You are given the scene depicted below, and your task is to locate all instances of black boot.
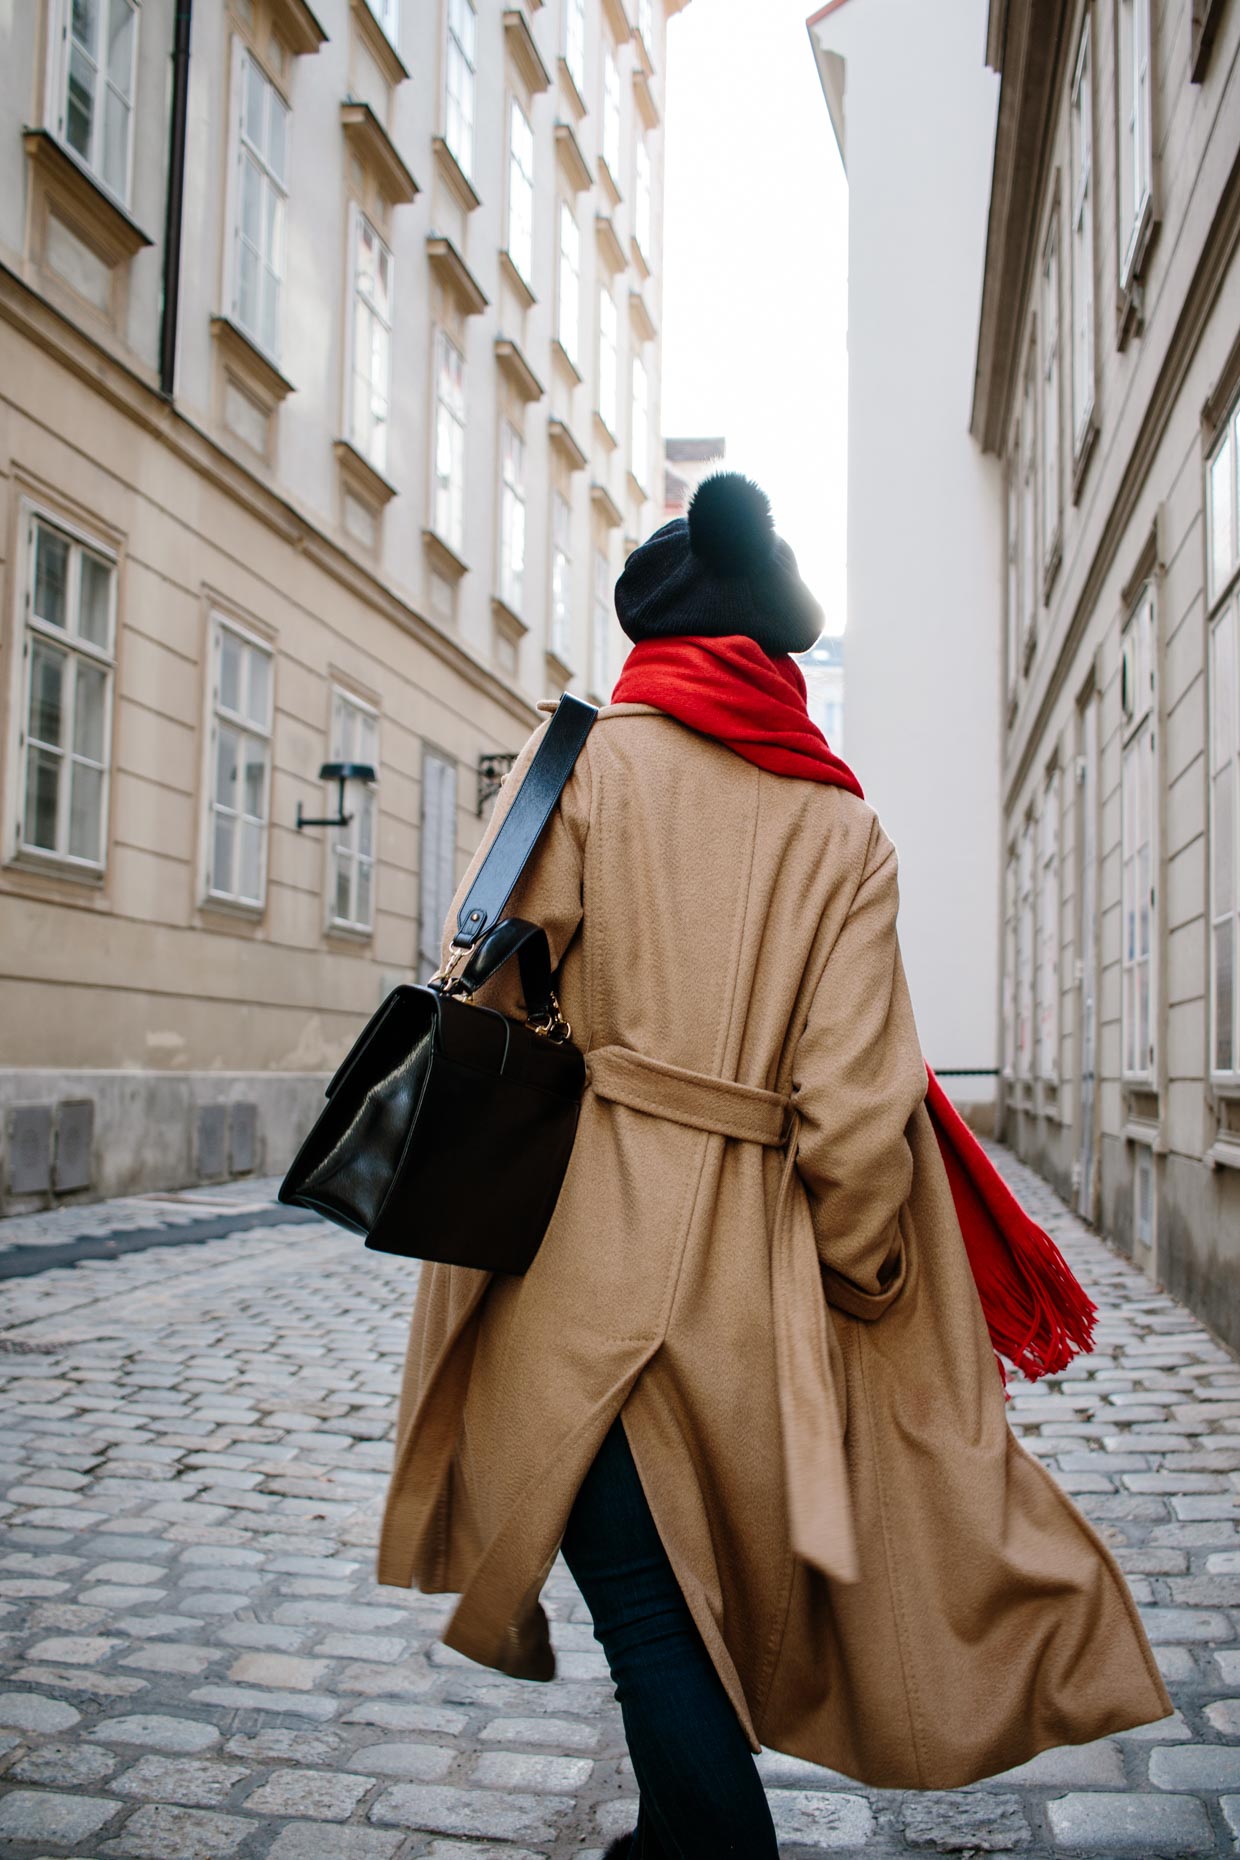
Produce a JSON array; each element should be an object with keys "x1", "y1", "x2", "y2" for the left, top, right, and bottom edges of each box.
[{"x1": 602, "y1": 1838, "x2": 637, "y2": 1860}]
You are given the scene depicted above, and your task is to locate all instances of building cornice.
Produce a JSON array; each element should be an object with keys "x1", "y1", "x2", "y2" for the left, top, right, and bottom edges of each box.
[
  {"x1": 970, "y1": 0, "x2": 1070, "y2": 453},
  {"x1": 0, "y1": 260, "x2": 538, "y2": 733}
]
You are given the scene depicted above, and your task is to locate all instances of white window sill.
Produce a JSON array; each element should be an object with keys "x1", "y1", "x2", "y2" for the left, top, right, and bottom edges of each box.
[{"x1": 6, "y1": 847, "x2": 105, "y2": 887}]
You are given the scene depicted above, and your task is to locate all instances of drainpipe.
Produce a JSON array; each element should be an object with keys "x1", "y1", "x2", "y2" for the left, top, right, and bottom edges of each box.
[{"x1": 159, "y1": 0, "x2": 193, "y2": 399}]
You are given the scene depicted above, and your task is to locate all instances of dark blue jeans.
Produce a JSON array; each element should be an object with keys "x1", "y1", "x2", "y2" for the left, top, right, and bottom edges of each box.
[{"x1": 560, "y1": 1414, "x2": 779, "y2": 1860}]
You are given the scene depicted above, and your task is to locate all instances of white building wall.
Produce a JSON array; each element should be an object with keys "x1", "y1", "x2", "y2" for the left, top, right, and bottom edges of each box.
[{"x1": 810, "y1": 0, "x2": 1002, "y2": 1113}]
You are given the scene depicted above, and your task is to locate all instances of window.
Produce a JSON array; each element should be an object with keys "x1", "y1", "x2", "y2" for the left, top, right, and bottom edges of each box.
[
  {"x1": 16, "y1": 512, "x2": 115, "y2": 870},
  {"x1": 445, "y1": 0, "x2": 477, "y2": 180},
  {"x1": 557, "y1": 201, "x2": 580, "y2": 365},
  {"x1": 207, "y1": 619, "x2": 272, "y2": 907},
  {"x1": 1003, "y1": 851, "x2": 1018, "y2": 1078},
  {"x1": 638, "y1": 0, "x2": 654, "y2": 54},
  {"x1": 419, "y1": 750, "x2": 458, "y2": 976},
  {"x1": 365, "y1": 0, "x2": 398, "y2": 40},
  {"x1": 598, "y1": 283, "x2": 618, "y2": 433},
  {"x1": 432, "y1": 329, "x2": 466, "y2": 555},
  {"x1": 1070, "y1": 20, "x2": 1095, "y2": 452},
  {"x1": 1005, "y1": 443, "x2": 1020, "y2": 700},
  {"x1": 1208, "y1": 405, "x2": 1240, "y2": 1078},
  {"x1": 564, "y1": 0, "x2": 586, "y2": 94},
  {"x1": 1038, "y1": 771, "x2": 1061, "y2": 1081},
  {"x1": 634, "y1": 138, "x2": 652, "y2": 262},
  {"x1": 592, "y1": 548, "x2": 612, "y2": 694},
  {"x1": 1120, "y1": 590, "x2": 1156, "y2": 1080},
  {"x1": 602, "y1": 42, "x2": 621, "y2": 182},
  {"x1": 347, "y1": 210, "x2": 392, "y2": 473},
  {"x1": 1016, "y1": 817, "x2": 1035, "y2": 1078},
  {"x1": 631, "y1": 354, "x2": 649, "y2": 489},
  {"x1": 52, "y1": 0, "x2": 138, "y2": 205},
  {"x1": 507, "y1": 98, "x2": 534, "y2": 286},
  {"x1": 1020, "y1": 346, "x2": 1038, "y2": 645},
  {"x1": 551, "y1": 493, "x2": 571, "y2": 663},
  {"x1": 329, "y1": 691, "x2": 378, "y2": 933},
  {"x1": 1041, "y1": 213, "x2": 1061, "y2": 570},
  {"x1": 1117, "y1": 0, "x2": 1152, "y2": 287},
  {"x1": 499, "y1": 423, "x2": 526, "y2": 613},
  {"x1": 231, "y1": 48, "x2": 288, "y2": 362}
]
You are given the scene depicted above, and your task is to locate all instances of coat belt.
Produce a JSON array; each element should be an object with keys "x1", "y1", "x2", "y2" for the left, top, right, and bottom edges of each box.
[{"x1": 583, "y1": 1044, "x2": 861, "y2": 1585}]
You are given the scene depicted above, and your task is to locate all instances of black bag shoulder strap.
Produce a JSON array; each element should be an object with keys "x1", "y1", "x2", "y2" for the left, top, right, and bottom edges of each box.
[{"x1": 452, "y1": 693, "x2": 597, "y2": 951}]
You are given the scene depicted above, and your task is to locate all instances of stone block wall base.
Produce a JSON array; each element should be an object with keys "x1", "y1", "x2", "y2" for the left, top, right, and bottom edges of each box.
[{"x1": 0, "y1": 1069, "x2": 328, "y2": 1216}]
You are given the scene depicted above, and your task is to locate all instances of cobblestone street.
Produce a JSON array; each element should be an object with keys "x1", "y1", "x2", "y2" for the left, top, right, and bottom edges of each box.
[{"x1": 0, "y1": 1146, "x2": 1238, "y2": 1859}]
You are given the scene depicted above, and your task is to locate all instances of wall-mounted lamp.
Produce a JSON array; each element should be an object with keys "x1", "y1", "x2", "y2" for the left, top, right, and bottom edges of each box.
[
  {"x1": 296, "y1": 761, "x2": 377, "y2": 832},
  {"x1": 477, "y1": 751, "x2": 517, "y2": 816}
]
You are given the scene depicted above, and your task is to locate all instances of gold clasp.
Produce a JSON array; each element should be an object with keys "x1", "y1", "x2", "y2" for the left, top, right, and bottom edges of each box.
[
  {"x1": 429, "y1": 942, "x2": 471, "y2": 995},
  {"x1": 527, "y1": 986, "x2": 572, "y2": 1044}
]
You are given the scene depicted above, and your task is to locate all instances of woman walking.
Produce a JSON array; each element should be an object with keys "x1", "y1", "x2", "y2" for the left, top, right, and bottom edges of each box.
[{"x1": 377, "y1": 475, "x2": 1171, "y2": 1857}]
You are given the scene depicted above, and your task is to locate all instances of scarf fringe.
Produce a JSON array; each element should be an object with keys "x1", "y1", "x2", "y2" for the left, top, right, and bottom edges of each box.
[{"x1": 924, "y1": 1066, "x2": 1097, "y2": 1395}]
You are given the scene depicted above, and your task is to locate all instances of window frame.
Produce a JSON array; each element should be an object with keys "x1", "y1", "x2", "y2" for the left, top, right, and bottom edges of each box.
[
  {"x1": 1038, "y1": 766, "x2": 1061, "y2": 1083},
  {"x1": 1041, "y1": 206, "x2": 1062, "y2": 579},
  {"x1": 1005, "y1": 438, "x2": 1021, "y2": 704},
  {"x1": 365, "y1": 0, "x2": 399, "y2": 43},
  {"x1": 344, "y1": 203, "x2": 393, "y2": 474},
  {"x1": 204, "y1": 613, "x2": 274, "y2": 912},
  {"x1": 444, "y1": 0, "x2": 478, "y2": 182},
  {"x1": 1016, "y1": 814, "x2": 1035, "y2": 1080},
  {"x1": 1069, "y1": 14, "x2": 1096, "y2": 460},
  {"x1": 1020, "y1": 338, "x2": 1038, "y2": 661},
  {"x1": 1119, "y1": 586, "x2": 1157, "y2": 1083},
  {"x1": 550, "y1": 492, "x2": 572, "y2": 664},
  {"x1": 1002, "y1": 849, "x2": 1018, "y2": 1080},
  {"x1": 557, "y1": 200, "x2": 581, "y2": 365},
  {"x1": 631, "y1": 351, "x2": 649, "y2": 491},
  {"x1": 1207, "y1": 400, "x2": 1240, "y2": 1084},
  {"x1": 10, "y1": 504, "x2": 118, "y2": 877},
  {"x1": 506, "y1": 94, "x2": 535, "y2": 288},
  {"x1": 499, "y1": 421, "x2": 526, "y2": 615},
  {"x1": 634, "y1": 137, "x2": 652, "y2": 264},
  {"x1": 431, "y1": 326, "x2": 466, "y2": 556},
  {"x1": 1116, "y1": 0, "x2": 1154, "y2": 292},
  {"x1": 49, "y1": 0, "x2": 140, "y2": 209},
  {"x1": 598, "y1": 281, "x2": 618, "y2": 435},
  {"x1": 327, "y1": 688, "x2": 379, "y2": 936},
  {"x1": 564, "y1": 0, "x2": 586, "y2": 97},
  {"x1": 602, "y1": 38, "x2": 621, "y2": 184},
  {"x1": 226, "y1": 39, "x2": 289, "y2": 366}
]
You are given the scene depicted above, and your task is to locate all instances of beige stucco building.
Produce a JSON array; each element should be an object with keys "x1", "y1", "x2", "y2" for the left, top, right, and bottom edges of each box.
[
  {"x1": 977, "y1": 0, "x2": 1240, "y2": 1349},
  {"x1": 0, "y1": 0, "x2": 684, "y2": 1210}
]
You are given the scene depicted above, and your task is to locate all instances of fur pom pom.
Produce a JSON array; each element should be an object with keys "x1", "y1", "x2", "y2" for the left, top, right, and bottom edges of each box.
[{"x1": 687, "y1": 472, "x2": 776, "y2": 577}]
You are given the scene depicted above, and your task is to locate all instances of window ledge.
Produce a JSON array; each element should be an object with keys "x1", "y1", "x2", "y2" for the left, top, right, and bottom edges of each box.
[
  {"x1": 551, "y1": 340, "x2": 583, "y2": 389},
  {"x1": 200, "y1": 892, "x2": 266, "y2": 926},
  {"x1": 555, "y1": 121, "x2": 592, "y2": 195},
  {"x1": 1021, "y1": 618, "x2": 1037, "y2": 675},
  {"x1": 1117, "y1": 202, "x2": 1156, "y2": 350},
  {"x1": 595, "y1": 213, "x2": 626, "y2": 276},
  {"x1": 327, "y1": 918, "x2": 374, "y2": 946},
  {"x1": 495, "y1": 336, "x2": 544, "y2": 404},
  {"x1": 597, "y1": 156, "x2": 623, "y2": 210},
  {"x1": 427, "y1": 235, "x2": 488, "y2": 316},
  {"x1": 211, "y1": 315, "x2": 295, "y2": 409},
  {"x1": 499, "y1": 251, "x2": 536, "y2": 312},
  {"x1": 1206, "y1": 1134, "x2": 1240, "y2": 1170},
  {"x1": 629, "y1": 287, "x2": 656, "y2": 344},
  {"x1": 632, "y1": 66, "x2": 659, "y2": 129},
  {"x1": 271, "y1": 0, "x2": 328, "y2": 55},
  {"x1": 492, "y1": 593, "x2": 529, "y2": 639},
  {"x1": 1122, "y1": 1112, "x2": 1165, "y2": 1153},
  {"x1": 431, "y1": 136, "x2": 481, "y2": 214},
  {"x1": 334, "y1": 437, "x2": 398, "y2": 509},
  {"x1": 5, "y1": 846, "x2": 105, "y2": 889},
  {"x1": 22, "y1": 129, "x2": 152, "y2": 265},
  {"x1": 594, "y1": 411, "x2": 618, "y2": 453},
  {"x1": 557, "y1": 57, "x2": 587, "y2": 122},
  {"x1": 1071, "y1": 411, "x2": 1099, "y2": 505},
  {"x1": 627, "y1": 469, "x2": 647, "y2": 503},
  {"x1": 630, "y1": 234, "x2": 651, "y2": 281},
  {"x1": 503, "y1": 9, "x2": 551, "y2": 93},
  {"x1": 423, "y1": 528, "x2": 469, "y2": 582},
  {"x1": 548, "y1": 416, "x2": 587, "y2": 472},
  {"x1": 545, "y1": 646, "x2": 574, "y2": 686},
  {"x1": 349, "y1": 0, "x2": 410, "y2": 85},
  {"x1": 591, "y1": 481, "x2": 623, "y2": 530},
  {"x1": 1042, "y1": 532, "x2": 1062, "y2": 604},
  {"x1": 340, "y1": 102, "x2": 418, "y2": 205}
]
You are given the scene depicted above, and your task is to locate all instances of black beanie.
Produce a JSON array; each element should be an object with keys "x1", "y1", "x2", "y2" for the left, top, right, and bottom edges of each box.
[{"x1": 615, "y1": 472, "x2": 824, "y2": 656}]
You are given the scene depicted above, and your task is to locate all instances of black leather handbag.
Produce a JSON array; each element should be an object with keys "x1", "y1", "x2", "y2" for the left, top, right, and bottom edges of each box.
[{"x1": 277, "y1": 693, "x2": 597, "y2": 1272}]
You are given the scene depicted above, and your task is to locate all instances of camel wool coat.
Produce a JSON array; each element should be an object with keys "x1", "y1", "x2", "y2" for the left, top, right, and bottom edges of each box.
[{"x1": 376, "y1": 701, "x2": 1173, "y2": 1789}]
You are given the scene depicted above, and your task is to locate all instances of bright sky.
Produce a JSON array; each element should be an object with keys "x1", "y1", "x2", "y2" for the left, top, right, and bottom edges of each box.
[{"x1": 661, "y1": 0, "x2": 850, "y2": 638}]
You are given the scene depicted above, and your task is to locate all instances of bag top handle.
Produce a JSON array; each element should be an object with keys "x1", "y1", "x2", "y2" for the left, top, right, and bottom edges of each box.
[{"x1": 451, "y1": 693, "x2": 597, "y2": 951}]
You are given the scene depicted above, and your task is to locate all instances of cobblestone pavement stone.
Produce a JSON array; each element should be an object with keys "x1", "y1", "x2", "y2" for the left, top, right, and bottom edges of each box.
[{"x1": 0, "y1": 1144, "x2": 1237, "y2": 1857}]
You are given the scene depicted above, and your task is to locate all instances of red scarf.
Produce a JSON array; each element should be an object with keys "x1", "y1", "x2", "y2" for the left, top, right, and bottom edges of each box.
[{"x1": 611, "y1": 634, "x2": 1096, "y2": 1390}]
